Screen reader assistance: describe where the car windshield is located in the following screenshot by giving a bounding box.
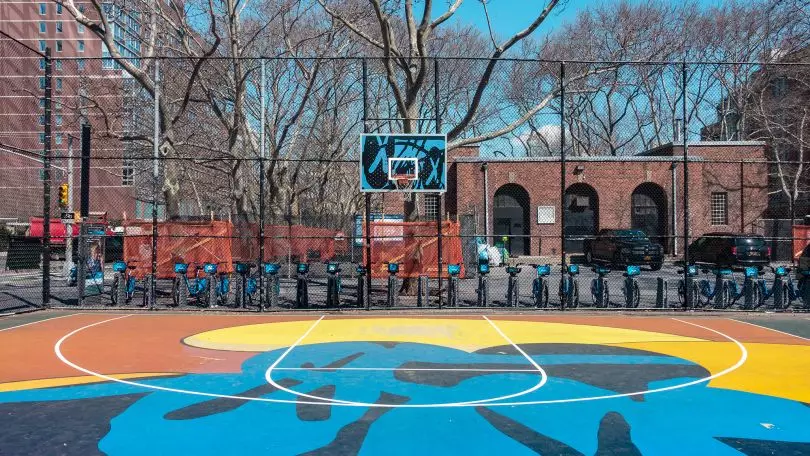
[613,230,647,239]
[735,237,765,247]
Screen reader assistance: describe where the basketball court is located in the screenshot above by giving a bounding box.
[1,311,809,454]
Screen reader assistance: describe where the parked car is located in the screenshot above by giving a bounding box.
[583,229,664,270]
[687,232,770,268]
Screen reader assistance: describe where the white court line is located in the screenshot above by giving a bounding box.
[0,312,80,333]
[54,315,748,408]
[263,315,548,407]
[728,318,810,342]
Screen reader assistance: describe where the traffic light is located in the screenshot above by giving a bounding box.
[58,183,69,208]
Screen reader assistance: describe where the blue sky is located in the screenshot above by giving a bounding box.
[448,0,594,39]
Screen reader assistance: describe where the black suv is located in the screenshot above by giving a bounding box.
[687,232,770,268]
[583,229,664,270]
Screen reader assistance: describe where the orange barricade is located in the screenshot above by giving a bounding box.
[793,225,810,261]
[363,220,466,278]
[123,221,341,278]
[123,220,234,279]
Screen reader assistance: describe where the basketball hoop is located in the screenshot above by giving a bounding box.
[391,174,416,193]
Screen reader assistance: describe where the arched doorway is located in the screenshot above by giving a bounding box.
[564,183,599,253]
[493,184,530,256]
[631,183,668,252]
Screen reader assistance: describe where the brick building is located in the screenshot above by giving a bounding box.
[0,1,144,224]
[444,141,768,260]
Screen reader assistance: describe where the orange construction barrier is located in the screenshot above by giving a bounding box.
[363,220,466,278]
[123,220,234,279]
[793,225,810,262]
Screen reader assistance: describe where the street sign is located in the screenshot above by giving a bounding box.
[60,211,75,222]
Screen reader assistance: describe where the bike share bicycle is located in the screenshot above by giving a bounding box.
[172,261,229,307]
[726,266,762,310]
[793,267,810,308]
[505,265,521,307]
[696,267,734,309]
[386,263,400,307]
[590,265,611,308]
[758,266,795,310]
[531,264,551,308]
[110,260,143,306]
[558,264,580,310]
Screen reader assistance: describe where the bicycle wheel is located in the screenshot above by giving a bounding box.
[541,282,549,308]
[234,277,244,308]
[111,274,121,305]
[590,279,599,306]
[604,282,610,308]
[632,281,640,308]
[171,277,180,307]
[571,280,580,308]
[677,281,685,306]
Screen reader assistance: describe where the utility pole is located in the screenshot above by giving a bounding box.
[64,135,74,271]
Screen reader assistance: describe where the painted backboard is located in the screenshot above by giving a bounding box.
[360,134,447,192]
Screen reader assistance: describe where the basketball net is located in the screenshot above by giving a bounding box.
[391,174,416,195]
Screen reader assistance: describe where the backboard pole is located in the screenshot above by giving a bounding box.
[559,61,567,275]
[434,58,443,308]
[363,58,371,310]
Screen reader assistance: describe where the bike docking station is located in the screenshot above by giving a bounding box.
[727,266,761,310]
[505,265,522,307]
[326,262,342,308]
[446,264,460,307]
[355,265,368,308]
[559,264,580,310]
[110,260,140,306]
[758,265,795,310]
[386,263,400,307]
[676,264,700,309]
[262,262,281,309]
[417,275,430,308]
[532,264,550,308]
[477,258,490,307]
[590,265,612,308]
[233,262,258,309]
[295,263,310,309]
[622,265,641,308]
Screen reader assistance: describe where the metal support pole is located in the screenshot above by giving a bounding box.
[65,136,74,270]
[482,163,489,244]
[258,58,266,311]
[559,61,567,270]
[42,47,52,307]
[681,61,691,308]
[362,58,372,310]
[150,59,160,309]
[739,160,745,232]
[434,58,443,308]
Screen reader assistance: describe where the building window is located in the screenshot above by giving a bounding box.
[39,97,46,108]
[55,78,63,91]
[39,58,46,70]
[55,134,62,145]
[39,3,46,15]
[54,59,63,71]
[39,77,46,89]
[56,3,62,14]
[77,23,85,34]
[79,4,85,13]
[55,40,62,52]
[424,194,439,220]
[39,133,46,144]
[39,40,47,52]
[711,192,728,226]
[78,40,85,52]
[122,159,134,186]
[39,115,46,126]
[55,115,63,126]
[39,22,46,33]
[77,59,85,71]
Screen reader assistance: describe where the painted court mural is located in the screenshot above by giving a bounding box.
[0,313,809,455]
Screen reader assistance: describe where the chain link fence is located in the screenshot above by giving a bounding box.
[1,50,809,312]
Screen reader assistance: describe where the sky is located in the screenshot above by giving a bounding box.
[447,0,594,39]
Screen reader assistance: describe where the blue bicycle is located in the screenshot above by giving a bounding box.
[793,268,810,309]
[727,266,762,310]
[676,264,700,308]
[622,265,641,308]
[698,267,733,309]
[110,260,140,306]
[531,264,551,308]
[172,261,229,307]
[758,266,794,310]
